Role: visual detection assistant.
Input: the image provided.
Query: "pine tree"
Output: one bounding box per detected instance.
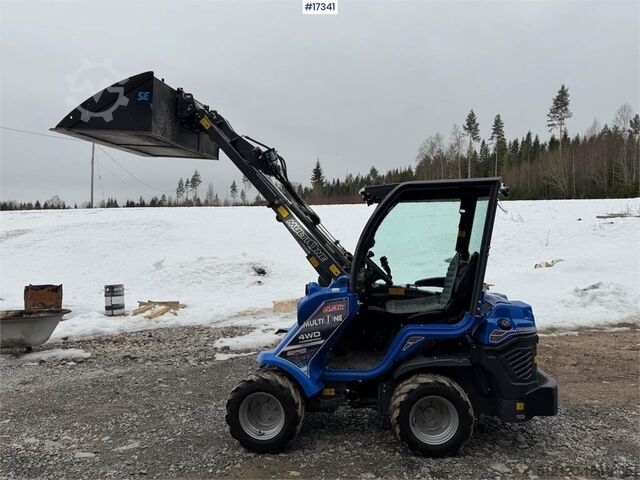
[478,140,490,176]
[547,84,573,159]
[230,180,238,204]
[463,110,480,178]
[311,158,325,192]
[368,166,380,184]
[190,170,202,198]
[240,189,247,205]
[205,183,215,206]
[507,138,520,167]
[242,175,252,192]
[184,178,191,204]
[490,114,507,176]
[532,134,542,159]
[629,114,640,137]
[176,178,184,206]
[629,114,640,184]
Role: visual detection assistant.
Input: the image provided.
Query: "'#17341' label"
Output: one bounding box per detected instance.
[302,1,338,14]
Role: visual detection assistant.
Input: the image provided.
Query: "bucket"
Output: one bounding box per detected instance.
[104,284,125,316]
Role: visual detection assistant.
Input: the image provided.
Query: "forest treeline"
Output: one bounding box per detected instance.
[302,89,639,203]
[2,85,638,211]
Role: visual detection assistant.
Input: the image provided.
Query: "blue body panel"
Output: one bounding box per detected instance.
[473,291,537,345]
[258,276,359,396]
[324,313,476,383]
[259,282,537,398]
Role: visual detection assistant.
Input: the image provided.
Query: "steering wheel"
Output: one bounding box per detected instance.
[365,257,393,285]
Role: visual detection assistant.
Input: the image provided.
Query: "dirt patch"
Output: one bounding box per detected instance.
[539,324,639,410]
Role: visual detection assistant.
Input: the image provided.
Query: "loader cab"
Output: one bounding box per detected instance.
[350,178,501,332]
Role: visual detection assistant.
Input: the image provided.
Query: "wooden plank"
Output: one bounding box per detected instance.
[144,305,172,319]
[131,304,154,316]
[138,301,185,308]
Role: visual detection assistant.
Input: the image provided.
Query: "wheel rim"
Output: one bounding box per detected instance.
[409,395,459,445]
[238,392,285,440]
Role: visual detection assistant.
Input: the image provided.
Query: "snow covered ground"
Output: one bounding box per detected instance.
[0,198,638,347]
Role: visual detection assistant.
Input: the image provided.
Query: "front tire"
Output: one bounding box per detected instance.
[226,369,305,453]
[390,373,474,457]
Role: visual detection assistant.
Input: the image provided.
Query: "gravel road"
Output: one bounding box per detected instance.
[1,325,638,479]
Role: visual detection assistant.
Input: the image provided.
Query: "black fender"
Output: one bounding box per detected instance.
[393,355,472,379]
[376,355,474,416]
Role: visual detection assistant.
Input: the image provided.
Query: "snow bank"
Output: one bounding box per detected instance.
[486,198,639,330]
[0,199,638,342]
[214,351,256,361]
[213,327,283,351]
[0,348,91,364]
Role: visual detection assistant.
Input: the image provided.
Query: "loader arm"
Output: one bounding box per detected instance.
[176,90,352,285]
[52,71,352,285]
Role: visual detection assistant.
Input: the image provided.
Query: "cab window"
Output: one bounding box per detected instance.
[369,197,489,289]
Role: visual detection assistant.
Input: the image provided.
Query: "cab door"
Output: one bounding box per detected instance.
[350,178,501,318]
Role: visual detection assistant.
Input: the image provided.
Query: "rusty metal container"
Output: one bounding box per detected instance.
[24,284,63,310]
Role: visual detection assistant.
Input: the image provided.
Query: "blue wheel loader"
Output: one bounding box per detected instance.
[54,71,557,457]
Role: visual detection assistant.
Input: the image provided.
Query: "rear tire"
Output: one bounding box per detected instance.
[226,369,305,453]
[390,373,473,457]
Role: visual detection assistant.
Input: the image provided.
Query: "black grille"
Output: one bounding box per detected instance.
[503,348,535,380]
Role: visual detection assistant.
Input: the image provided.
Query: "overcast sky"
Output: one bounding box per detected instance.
[1,0,638,205]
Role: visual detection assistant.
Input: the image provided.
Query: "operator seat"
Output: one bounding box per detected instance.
[384,253,462,315]
[405,252,479,324]
[383,252,479,322]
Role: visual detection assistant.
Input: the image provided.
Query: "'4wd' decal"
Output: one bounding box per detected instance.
[277,297,348,374]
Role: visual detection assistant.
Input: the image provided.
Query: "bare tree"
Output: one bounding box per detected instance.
[205,183,215,206]
[450,124,464,178]
[427,133,444,178]
[416,133,445,179]
[612,104,636,186]
[543,151,570,198]
[614,104,634,134]
[416,138,431,180]
[585,118,601,138]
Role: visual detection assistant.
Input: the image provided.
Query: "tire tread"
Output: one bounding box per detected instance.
[389,373,473,456]
[226,369,305,453]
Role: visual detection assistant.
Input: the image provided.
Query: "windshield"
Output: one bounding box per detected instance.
[369,197,489,288]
